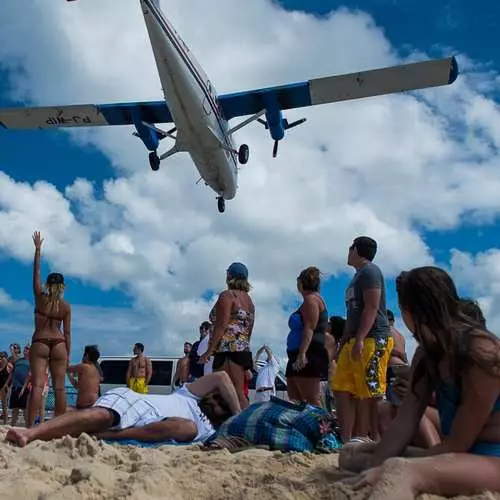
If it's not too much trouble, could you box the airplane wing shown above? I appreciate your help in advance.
[218,56,458,120]
[0,101,173,130]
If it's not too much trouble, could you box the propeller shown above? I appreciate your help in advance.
[284,118,307,130]
[259,117,307,157]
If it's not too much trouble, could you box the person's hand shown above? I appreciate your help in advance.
[293,353,308,371]
[32,231,44,250]
[351,339,364,361]
[198,352,212,364]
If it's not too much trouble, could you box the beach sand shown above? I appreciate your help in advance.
[0,427,498,500]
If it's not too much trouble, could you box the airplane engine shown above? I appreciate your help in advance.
[258,109,306,157]
[133,119,161,152]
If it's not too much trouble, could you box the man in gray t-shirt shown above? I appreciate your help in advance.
[332,236,392,443]
[344,261,389,340]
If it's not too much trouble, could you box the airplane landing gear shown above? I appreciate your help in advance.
[149,151,160,171]
[238,144,249,164]
[217,196,225,213]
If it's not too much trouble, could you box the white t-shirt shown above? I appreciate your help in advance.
[255,356,279,393]
[196,335,213,376]
[146,386,215,442]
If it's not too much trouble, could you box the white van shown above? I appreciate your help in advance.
[99,356,289,402]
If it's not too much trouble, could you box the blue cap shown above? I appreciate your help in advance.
[227,262,248,280]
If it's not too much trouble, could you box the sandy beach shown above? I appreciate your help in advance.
[0,427,497,500]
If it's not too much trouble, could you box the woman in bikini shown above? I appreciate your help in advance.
[199,262,255,409]
[29,231,71,426]
[339,266,500,499]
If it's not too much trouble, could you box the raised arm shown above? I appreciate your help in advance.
[32,231,44,296]
[263,346,273,362]
[254,346,265,362]
[187,371,241,416]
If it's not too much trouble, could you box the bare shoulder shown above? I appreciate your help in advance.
[218,290,233,302]
[241,291,255,310]
[302,293,321,309]
[61,300,71,313]
[470,331,500,373]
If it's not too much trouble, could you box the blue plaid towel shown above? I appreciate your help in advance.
[211,397,341,453]
[103,438,191,448]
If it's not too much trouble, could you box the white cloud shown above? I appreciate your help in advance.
[0,289,14,308]
[0,0,500,358]
[450,248,500,333]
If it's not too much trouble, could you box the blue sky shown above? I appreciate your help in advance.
[0,0,499,363]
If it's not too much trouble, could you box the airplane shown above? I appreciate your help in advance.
[0,0,459,213]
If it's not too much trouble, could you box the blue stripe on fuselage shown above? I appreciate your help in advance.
[143,0,231,149]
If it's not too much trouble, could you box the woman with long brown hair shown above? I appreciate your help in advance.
[200,262,255,409]
[29,231,71,427]
[285,266,329,407]
[339,266,500,499]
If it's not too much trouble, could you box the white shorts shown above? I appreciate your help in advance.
[93,387,162,430]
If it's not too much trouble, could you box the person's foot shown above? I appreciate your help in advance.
[5,428,31,447]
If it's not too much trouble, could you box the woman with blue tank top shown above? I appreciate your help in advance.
[285,266,329,407]
[340,266,500,499]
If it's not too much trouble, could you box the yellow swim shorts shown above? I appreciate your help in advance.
[331,336,394,399]
[127,377,149,394]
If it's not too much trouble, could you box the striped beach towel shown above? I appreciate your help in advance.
[211,397,341,453]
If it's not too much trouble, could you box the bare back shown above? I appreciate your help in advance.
[75,363,101,408]
[33,295,70,340]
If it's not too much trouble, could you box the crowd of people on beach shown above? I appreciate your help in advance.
[2,230,500,499]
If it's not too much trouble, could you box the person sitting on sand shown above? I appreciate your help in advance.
[126,342,152,394]
[339,266,500,499]
[378,298,489,449]
[6,371,240,448]
[67,345,102,409]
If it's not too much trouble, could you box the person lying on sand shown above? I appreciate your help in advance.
[67,345,103,409]
[6,372,240,448]
[338,267,500,500]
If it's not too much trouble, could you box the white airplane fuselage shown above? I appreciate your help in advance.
[141,0,238,200]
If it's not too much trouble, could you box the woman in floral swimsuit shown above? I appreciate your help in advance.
[200,262,255,409]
